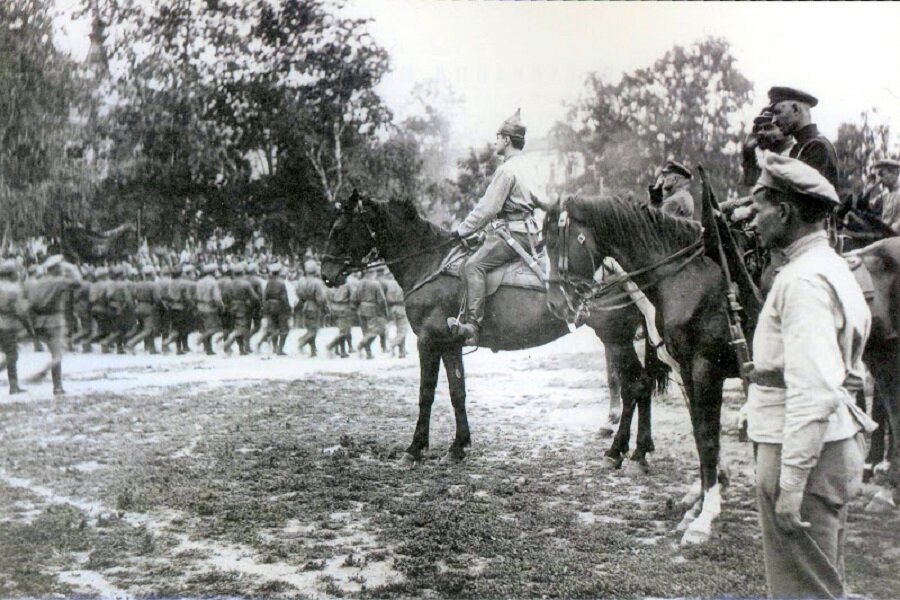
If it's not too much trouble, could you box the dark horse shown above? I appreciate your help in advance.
[846,238,900,507]
[544,196,738,544]
[320,192,667,470]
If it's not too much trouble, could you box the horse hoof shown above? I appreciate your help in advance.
[598,455,623,471]
[864,487,896,514]
[680,521,711,545]
[400,452,419,465]
[624,457,650,476]
[597,424,616,438]
[441,450,465,465]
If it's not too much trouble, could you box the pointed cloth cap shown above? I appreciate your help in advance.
[753,154,839,206]
[767,86,818,108]
[141,264,156,275]
[268,261,282,274]
[497,108,526,140]
[232,262,245,274]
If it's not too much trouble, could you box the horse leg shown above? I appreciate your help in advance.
[680,355,725,545]
[404,340,441,462]
[600,350,623,436]
[602,345,636,469]
[867,351,900,508]
[628,374,655,474]
[441,346,470,463]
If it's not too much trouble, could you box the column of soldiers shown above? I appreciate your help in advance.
[0,255,409,395]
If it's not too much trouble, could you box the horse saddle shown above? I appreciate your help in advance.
[439,244,546,295]
[845,253,897,341]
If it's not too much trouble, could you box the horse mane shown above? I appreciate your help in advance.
[368,196,450,243]
[566,195,702,256]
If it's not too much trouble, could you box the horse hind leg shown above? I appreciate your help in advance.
[441,346,470,463]
[603,345,643,470]
[599,351,623,437]
[404,340,441,463]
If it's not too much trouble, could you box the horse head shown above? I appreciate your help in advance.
[543,196,602,323]
[321,189,378,287]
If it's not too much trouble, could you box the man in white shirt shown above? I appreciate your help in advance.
[748,154,875,599]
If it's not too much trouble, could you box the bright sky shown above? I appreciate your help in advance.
[56,1,900,151]
[351,1,900,149]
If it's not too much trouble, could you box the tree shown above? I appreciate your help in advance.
[88,0,393,251]
[0,0,85,241]
[560,37,753,198]
[834,110,893,200]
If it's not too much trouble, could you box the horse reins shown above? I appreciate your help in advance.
[552,209,705,320]
[322,202,458,280]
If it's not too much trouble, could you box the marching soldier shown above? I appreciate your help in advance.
[100,264,134,354]
[352,269,389,359]
[658,160,696,220]
[219,262,235,342]
[447,108,554,345]
[246,262,266,348]
[768,86,839,189]
[71,266,94,352]
[163,264,188,354]
[88,266,112,352]
[196,262,225,355]
[181,264,199,352]
[380,269,408,358]
[747,154,874,599]
[126,265,165,354]
[325,281,353,358]
[296,259,328,357]
[259,261,290,355]
[24,255,82,395]
[156,264,172,343]
[223,262,259,355]
[0,260,29,394]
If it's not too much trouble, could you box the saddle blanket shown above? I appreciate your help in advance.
[437,245,546,295]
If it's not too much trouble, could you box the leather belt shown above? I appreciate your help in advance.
[749,369,864,392]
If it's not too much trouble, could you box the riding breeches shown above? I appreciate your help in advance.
[462,231,527,327]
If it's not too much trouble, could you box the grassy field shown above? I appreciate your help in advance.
[1,343,898,598]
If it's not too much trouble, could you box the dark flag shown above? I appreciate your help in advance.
[60,222,138,263]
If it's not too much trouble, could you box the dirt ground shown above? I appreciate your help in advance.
[1,326,898,599]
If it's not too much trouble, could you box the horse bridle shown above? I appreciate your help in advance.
[322,198,457,282]
[551,208,705,322]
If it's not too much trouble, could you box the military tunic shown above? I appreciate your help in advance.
[747,231,871,599]
[789,124,840,190]
[660,187,695,220]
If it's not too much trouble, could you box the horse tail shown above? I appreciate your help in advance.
[643,331,670,394]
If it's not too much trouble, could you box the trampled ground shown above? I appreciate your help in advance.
[1,327,898,599]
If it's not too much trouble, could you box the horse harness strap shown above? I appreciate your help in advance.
[555,209,705,315]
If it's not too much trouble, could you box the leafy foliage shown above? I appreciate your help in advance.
[0,0,86,241]
[559,37,753,198]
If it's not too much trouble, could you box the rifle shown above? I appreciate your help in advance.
[698,166,754,391]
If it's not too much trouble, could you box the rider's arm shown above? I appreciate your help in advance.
[455,166,514,238]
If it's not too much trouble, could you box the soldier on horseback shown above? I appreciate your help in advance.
[447,108,554,345]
